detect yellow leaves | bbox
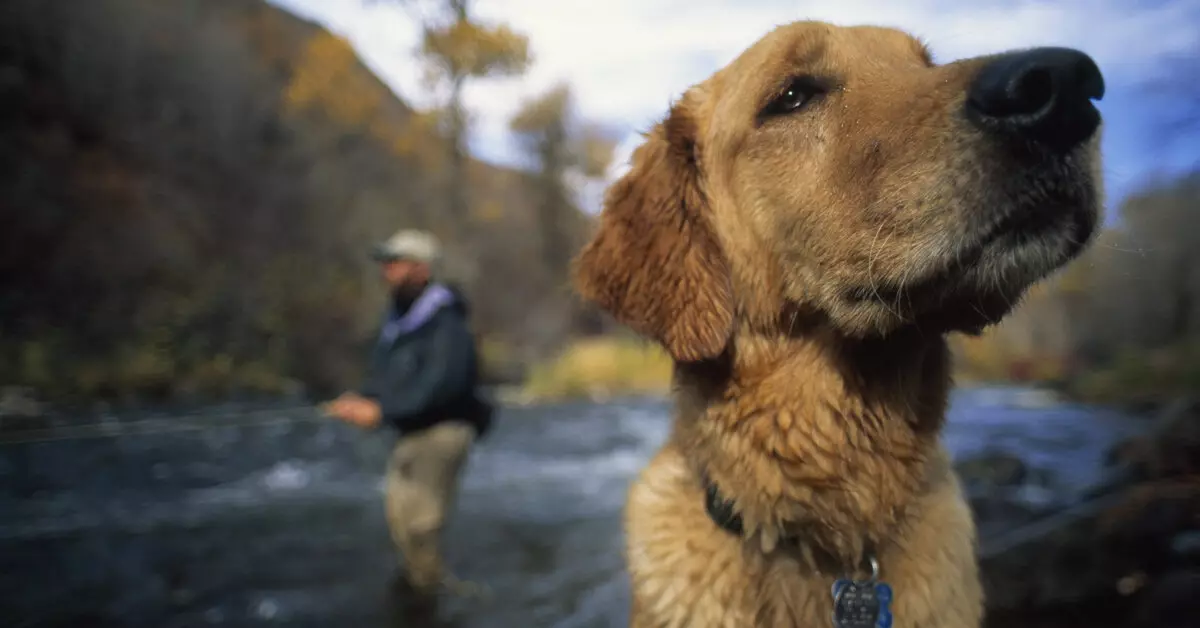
[522,336,673,401]
[422,20,530,79]
[951,328,1067,383]
[577,125,617,179]
[284,30,452,172]
[510,83,618,179]
[239,4,289,66]
[17,342,52,389]
[113,332,178,392]
[951,332,1012,381]
[472,199,504,223]
[510,83,570,135]
[383,110,446,171]
[284,31,384,128]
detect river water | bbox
[0,386,1143,628]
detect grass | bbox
[950,337,1200,407]
[1065,343,1200,405]
[949,331,1073,385]
[521,336,673,402]
[0,336,299,405]
[3,331,672,407]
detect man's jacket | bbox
[360,283,493,437]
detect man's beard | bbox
[393,281,426,310]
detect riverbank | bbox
[518,337,671,403]
[970,396,1200,628]
[1061,344,1200,407]
[2,387,1166,627]
[517,335,1200,408]
[0,336,666,422]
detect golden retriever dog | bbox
[573,21,1104,628]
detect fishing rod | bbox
[0,402,339,446]
[0,385,512,446]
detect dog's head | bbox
[574,21,1104,362]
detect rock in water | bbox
[1107,397,1200,480]
[1126,570,1200,628]
[955,450,1029,489]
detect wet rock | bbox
[981,476,1200,619]
[971,498,1044,538]
[262,461,310,491]
[1169,530,1200,560]
[1005,388,1064,410]
[0,386,47,433]
[955,450,1029,488]
[956,450,1060,527]
[980,496,1123,613]
[280,379,307,403]
[0,386,44,417]
[1106,437,1146,470]
[494,386,535,407]
[1147,398,1200,478]
[1098,482,1199,576]
[1010,483,1058,510]
[1116,399,1166,418]
[1105,397,1200,479]
[253,597,279,620]
[1125,570,1200,628]
[960,449,1065,533]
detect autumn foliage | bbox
[0,0,593,402]
[1,0,1195,405]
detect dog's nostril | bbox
[967,47,1104,152]
[1008,67,1055,116]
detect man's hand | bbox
[322,393,383,429]
[331,391,366,404]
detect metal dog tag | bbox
[831,557,893,628]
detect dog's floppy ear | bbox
[573,102,733,362]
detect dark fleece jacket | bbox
[360,283,492,437]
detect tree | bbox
[374,0,530,229]
[1121,174,1200,344]
[510,83,615,276]
[509,83,617,350]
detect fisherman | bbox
[324,229,492,595]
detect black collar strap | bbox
[703,475,745,536]
[704,475,885,584]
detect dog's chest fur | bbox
[624,445,983,628]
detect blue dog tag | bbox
[831,557,892,628]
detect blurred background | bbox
[0,0,1198,627]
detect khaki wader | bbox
[383,420,476,591]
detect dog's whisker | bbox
[866,210,909,321]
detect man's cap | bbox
[371,229,443,267]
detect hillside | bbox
[0,0,592,402]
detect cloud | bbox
[271,0,1200,208]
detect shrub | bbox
[522,336,672,401]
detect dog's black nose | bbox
[967,47,1105,151]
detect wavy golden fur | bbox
[574,20,1104,628]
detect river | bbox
[0,386,1144,628]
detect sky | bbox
[270,0,1200,218]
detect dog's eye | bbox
[762,76,827,118]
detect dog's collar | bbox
[702,474,896,628]
[702,475,747,537]
[702,473,800,544]
[701,473,881,569]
